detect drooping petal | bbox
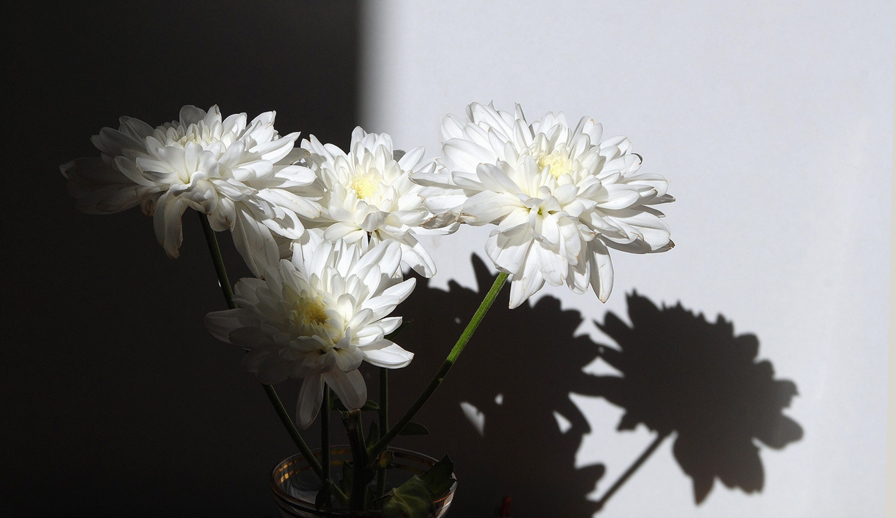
[232,207,280,277]
[204,309,248,343]
[589,239,614,303]
[508,249,546,309]
[297,374,325,429]
[324,369,367,411]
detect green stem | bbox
[262,384,325,479]
[198,212,236,309]
[379,368,389,438]
[197,212,323,479]
[346,410,370,511]
[368,272,509,461]
[375,368,389,497]
[322,388,331,482]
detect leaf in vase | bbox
[379,475,436,518]
[419,456,456,497]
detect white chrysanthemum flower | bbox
[300,127,452,278]
[413,102,673,308]
[205,233,415,428]
[62,105,322,276]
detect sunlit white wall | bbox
[359,1,893,516]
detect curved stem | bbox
[594,431,670,513]
[368,272,509,461]
[197,212,323,479]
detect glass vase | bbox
[271,446,456,518]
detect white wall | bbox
[359,1,893,516]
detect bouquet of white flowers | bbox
[63,102,673,517]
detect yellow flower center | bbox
[349,172,381,200]
[294,297,329,328]
[537,150,572,179]
[176,132,219,147]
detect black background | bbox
[4,1,363,515]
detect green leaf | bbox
[419,456,456,497]
[379,475,436,518]
[340,461,354,497]
[366,421,380,450]
[315,480,333,511]
[397,422,429,436]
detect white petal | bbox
[589,240,614,303]
[153,192,190,258]
[535,244,567,286]
[461,191,518,225]
[204,309,246,343]
[324,369,367,411]
[443,138,495,172]
[297,374,325,429]
[486,223,532,274]
[508,250,546,309]
[400,239,437,278]
[232,207,281,277]
[362,341,414,369]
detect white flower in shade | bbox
[204,233,415,428]
[299,127,452,278]
[413,102,674,308]
[61,105,321,276]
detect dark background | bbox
[4,1,364,515]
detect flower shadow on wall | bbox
[590,292,804,511]
[388,254,606,518]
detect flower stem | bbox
[379,368,389,437]
[594,431,670,512]
[367,272,509,461]
[345,410,371,510]
[375,368,388,497]
[322,387,331,482]
[262,384,325,479]
[198,213,236,309]
[197,212,323,479]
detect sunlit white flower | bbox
[205,233,415,428]
[62,105,321,275]
[413,102,673,308]
[300,127,452,278]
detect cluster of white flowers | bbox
[63,102,673,425]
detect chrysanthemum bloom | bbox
[62,105,321,276]
[300,127,453,278]
[205,233,415,428]
[413,102,673,308]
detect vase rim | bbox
[270,446,456,517]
